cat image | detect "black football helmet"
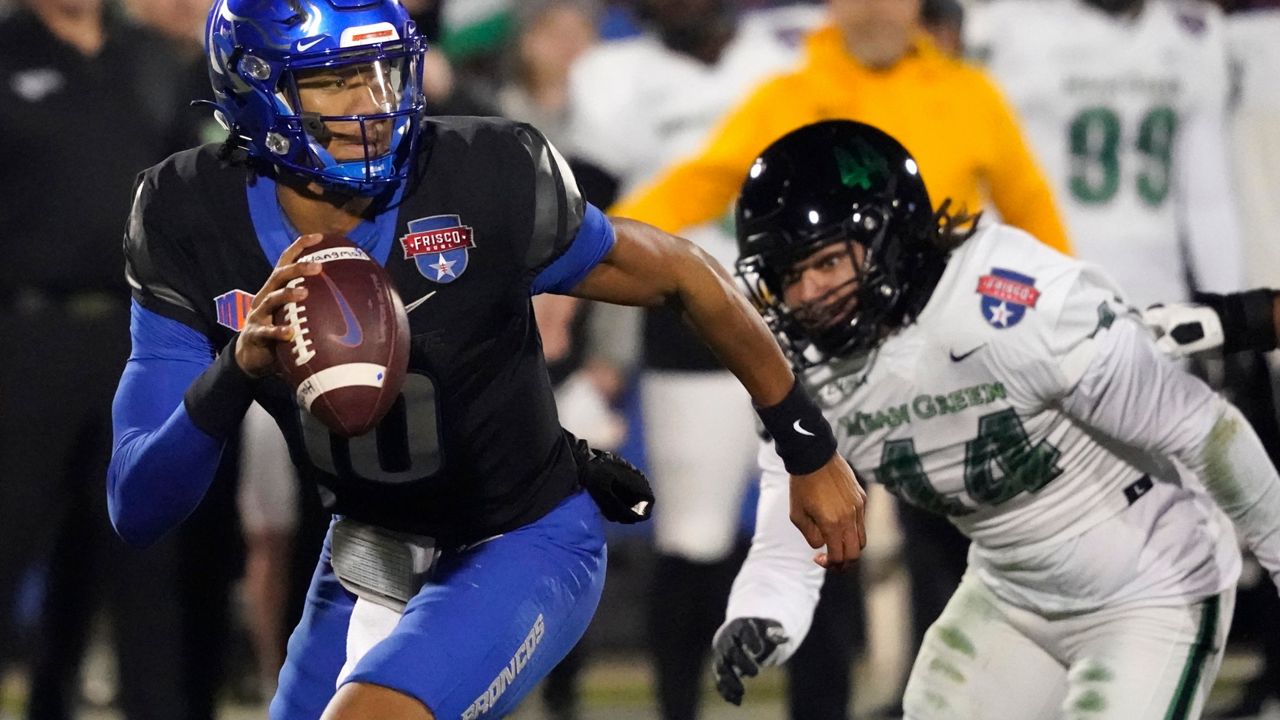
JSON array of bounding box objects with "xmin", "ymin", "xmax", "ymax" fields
[{"xmin": 734, "ymin": 120, "xmax": 949, "ymax": 369}]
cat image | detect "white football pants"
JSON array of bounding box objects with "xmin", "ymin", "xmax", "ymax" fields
[{"xmin": 904, "ymin": 573, "xmax": 1234, "ymax": 720}]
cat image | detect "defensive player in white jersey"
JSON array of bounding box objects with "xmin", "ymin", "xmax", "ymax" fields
[
  {"xmin": 965, "ymin": 0, "xmax": 1245, "ymax": 307},
  {"xmin": 565, "ymin": 3, "xmax": 828, "ymax": 719},
  {"xmin": 712, "ymin": 120, "xmax": 1280, "ymax": 720}
]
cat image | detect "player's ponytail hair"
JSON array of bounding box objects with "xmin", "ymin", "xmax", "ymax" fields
[
  {"xmin": 889, "ymin": 199, "xmax": 981, "ymax": 328},
  {"xmin": 930, "ymin": 199, "xmax": 983, "ymax": 254}
]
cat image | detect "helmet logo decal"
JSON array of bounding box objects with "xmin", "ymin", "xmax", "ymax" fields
[
  {"xmin": 976, "ymin": 268, "xmax": 1040, "ymax": 329},
  {"xmin": 835, "ymin": 140, "xmax": 889, "ymax": 191},
  {"xmin": 340, "ymin": 22, "xmax": 398, "ymax": 47},
  {"xmin": 401, "ymin": 215, "xmax": 476, "ymax": 284}
]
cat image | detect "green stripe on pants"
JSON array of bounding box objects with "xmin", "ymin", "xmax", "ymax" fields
[{"xmin": 1162, "ymin": 594, "xmax": 1220, "ymax": 720}]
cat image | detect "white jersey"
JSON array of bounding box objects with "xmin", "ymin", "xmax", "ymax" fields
[
  {"xmin": 724, "ymin": 224, "xmax": 1280, "ymax": 663},
  {"xmin": 1224, "ymin": 9, "xmax": 1280, "ymax": 287},
  {"xmin": 966, "ymin": 0, "xmax": 1245, "ymax": 306},
  {"xmin": 567, "ymin": 7, "xmax": 819, "ymax": 266}
]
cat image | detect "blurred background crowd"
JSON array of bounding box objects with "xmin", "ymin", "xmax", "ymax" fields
[{"xmin": 1, "ymin": 0, "xmax": 1278, "ymax": 718}]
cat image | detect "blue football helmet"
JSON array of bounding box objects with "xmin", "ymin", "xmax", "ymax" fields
[{"xmin": 205, "ymin": 0, "xmax": 428, "ymax": 194}]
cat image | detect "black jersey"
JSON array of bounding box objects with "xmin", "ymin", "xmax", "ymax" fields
[{"xmin": 125, "ymin": 117, "xmax": 590, "ymax": 544}]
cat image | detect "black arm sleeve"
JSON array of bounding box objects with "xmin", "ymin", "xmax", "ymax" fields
[{"xmin": 1194, "ymin": 289, "xmax": 1278, "ymax": 354}]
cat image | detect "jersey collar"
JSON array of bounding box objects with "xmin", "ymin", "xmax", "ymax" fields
[{"xmin": 245, "ymin": 173, "xmax": 404, "ymax": 267}]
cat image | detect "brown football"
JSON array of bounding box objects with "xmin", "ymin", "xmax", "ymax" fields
[{"xmin": 273, "ymin": 234, "xmax": 410, "ymax": 438}]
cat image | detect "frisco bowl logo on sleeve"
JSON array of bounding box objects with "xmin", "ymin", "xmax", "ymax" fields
[
  {"xmin": 400, "ymin": 215, "xmax": 476, "ymax": 284},
  {"xmin": 976, "ymin": 268, "xmax": 1040, "ymax": 328},
  {"xmin": 214, "ymin": 289, "xmax": 254, "ymax": 331}
]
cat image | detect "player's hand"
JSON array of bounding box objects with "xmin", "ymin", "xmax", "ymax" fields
[
  {"xmin": 235, "ymin": 233, "xmax": 325, "ymax": 378},
  {"xmin": 790, "ymin": 454, "xmax": 866, "ymax": 571},
  {"xmin": 713, "ymin": 617, "xmax": 789, "ymax": 706},
  {"xmin": 1143, "ymin": 302, "xmax": 1224, "ymax": 358},
  {"xmin": 566, "ymin": 430, "xmax": 654, "ymax": 524}
]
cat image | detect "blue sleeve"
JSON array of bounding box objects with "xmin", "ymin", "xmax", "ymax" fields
[
  {"xmin": 530, "ymin": 203, "xmax": 616, "ymax": 295},
  {"xmin": 108, "ymin": 301, "xmax": 226, "ymax": 546}
]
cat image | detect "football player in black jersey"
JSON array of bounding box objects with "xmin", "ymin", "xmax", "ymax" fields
[{"xmin": 106, "ymin": 0, "xmax": 865, "ymax": 717}]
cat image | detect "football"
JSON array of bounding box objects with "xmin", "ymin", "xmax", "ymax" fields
[{"xmin": 274, "ymin": 235, "xmax": 410, "ymax": 438}]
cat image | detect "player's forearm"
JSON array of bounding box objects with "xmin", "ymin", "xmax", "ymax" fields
[
  {"xmin": 723, "ymin": 463, "xmax": 827, "ymax": 664},
  {"xmin": 671, "ymin": 244, "xmax": 852, "ymax": 484},
  {"xmin": 574, "ymin": 219, "xmax": 795, "ymax": 405},
  {"xmin": 109, "ymin": 361, "xmax": 226, "ymax": 546},
  {"xmin": 670, "ymin": 241, "xmax": 795, "ymax": 406},
  {"xmin": 1185, "ymin": 402, "xmax": 1280, "ymax": 590}
]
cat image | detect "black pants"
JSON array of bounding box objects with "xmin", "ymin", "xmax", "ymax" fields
[
  {"xmin": 785, "ymin": 568, "xmax": 864, "ymax": 720},
  {"xmin": 0, "ymin": 303, "xmax": 236, "ymax": 720},
  {"xmin": 646, "ymin": 549, "xmax": 866, "ymax": 720},
  {"xmin": 0, "ymin": 305, "xmax": 135, "ymax": 670},
  {"xmin": 895, "ymin": 500, "xmax": 968, "ymax": 665},
  {"xmin": 647, "ymin": 548, "xmax": 748, "ymax": 720}
]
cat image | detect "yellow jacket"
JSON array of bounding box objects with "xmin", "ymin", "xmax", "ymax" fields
[{"xmin": 613, "ymin": 26, "xmax": 1071, "ymax": 255}]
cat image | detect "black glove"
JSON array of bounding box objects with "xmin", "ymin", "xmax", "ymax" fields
[
  {"xmin": 713, "ymin": 617, "xmax": 789, "ymax": 706},
  {"xmin": 565, "ymin": 429, "xmax": 654, "ymax": 524}
]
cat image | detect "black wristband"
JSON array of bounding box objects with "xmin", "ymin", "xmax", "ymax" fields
[
  {"xmin": 1196, "ymin": 289, "xmax": 1278, "ymax": 355},
  {"xmin": 754, "ymin": 379, "xmax": 838, "ymax": 475},
  {"xmin": 184, "ymin": 337, "xmax": 259, "ymax": 440}
]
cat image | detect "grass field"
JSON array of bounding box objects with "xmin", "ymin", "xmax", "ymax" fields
[{"xmin": 2, "ymin": 646, "xmax": 1276, "ymax": 720}]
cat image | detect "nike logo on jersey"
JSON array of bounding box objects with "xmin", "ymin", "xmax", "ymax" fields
[
  {"xmin": 949, "ymin": 345, "xmax": 986, "ymax": 362},
  {"xmin": 793, "ymin": 420, "xmax": 816, "ymax": 437},
  {"xmin": 1124, "ymin": 476, "xmax": 1153, "ymax": 505},
  {"xmin": 404, "ymin": 291, "xmax": 437, "ymax": 313},
  {"xmin": 296, "ymin": 37, "xmax": 325, "ymax": 52}
]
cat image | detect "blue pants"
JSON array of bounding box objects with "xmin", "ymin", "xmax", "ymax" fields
[{"xmin": 270, "ymin": 491, "xmax": 607, "ymax": 719}]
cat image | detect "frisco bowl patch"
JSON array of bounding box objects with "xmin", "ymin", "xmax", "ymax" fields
[
  {"xmin": 976, "ymin": 268, "xmax": 1039, "ymax": 329},
  {"xmin": 400, "ymin": 215, "xmax": 476, "ymax": 284}
]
